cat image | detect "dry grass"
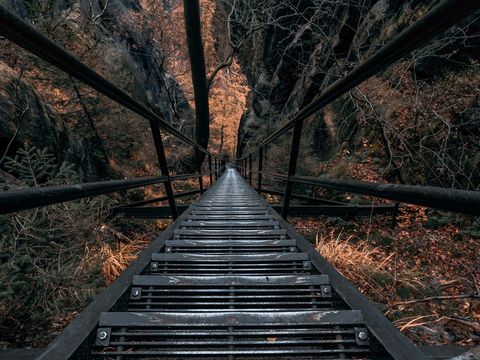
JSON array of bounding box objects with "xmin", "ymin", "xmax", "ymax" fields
[
  {"xmin": 315, "ymin": 229, "xmax": 425, "ymax": 303},
  {"xmin": 295, "ymin": 213, "xmax": 480, "ymax": 345},
  {"xmin": 96, "ymin": 234, "xmax": 150, "ymax": 285},
  {"xmin": 0, "ymin": 199, "xmax": 159, "ymax": 348}
]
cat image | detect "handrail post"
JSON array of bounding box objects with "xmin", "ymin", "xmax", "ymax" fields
[
  {"xmin": 149, "ymin": 120, "xmax": 178, "ymax": 219},
  {"xmin": 196, "ymin": 149, "xmax": 204, "ymax": 194},
  {"xmin": 214, "ymin": 158, "xmax": 218, "ymax": 181},
  {"xmin": 281, "ymin": 121, "xmax": 303, "ymax": 219},
  {"xmin": 257, "ymin": 147, "xmax": 263, "ymax": 194},
  {"xmin": 248, "ymin": 154, "xmax": 253, "ymax": 185},
  {"xmin": 208, "ymin": 154, "xmax": 213, "ymax": 186}
]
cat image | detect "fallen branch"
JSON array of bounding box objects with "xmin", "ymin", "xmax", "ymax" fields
[
  {"xmin": 394, "ymin": 315, "xmax": 440, "ymax": 332},
  {"xmin": 445, "ymin": 317, "xmax": 480, "ymax": 332},
  {"xmin": 390, "ymin": 294, "xmax": 480, "ymax": 307}
]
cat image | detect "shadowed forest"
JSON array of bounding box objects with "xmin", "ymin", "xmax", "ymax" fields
[{"xmin": 0, "ymin": 0, "xmax": 479, "ymax": 355}]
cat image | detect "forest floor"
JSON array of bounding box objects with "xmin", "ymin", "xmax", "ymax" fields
[
  {"xmin": 291, "ymin": 206, "xmax": 480, "ymax": 346},
  {"xmin": 0, "ymin": 177, "xmax": 209, "ymax": 348}
]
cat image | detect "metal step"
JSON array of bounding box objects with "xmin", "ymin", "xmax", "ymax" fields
[
  {"xmin": 165, "ymin": 239, "xmax": 297, "ymax": 253},
  {"xmin": 128, "ymin": 275, "xmax": 341, "ymax": 312},
  {"xmin": 188, "ymin": 214, "xmax": 274, "ymax": 220},
  {"xmin": 149, "ymin": 253, "xmax": 312, "ymax": 275},
  {"xmin": 197, "ymin": 201, "xmax": 262, "ymax": 205},
  {"xmin": 173, "ymin": 229, "xmax": 287, "ymax": 239},
  {"xmin": 180, "ymin": 220, "xmax": 279, "ymax": 228},
  {"xmin": 92, "ymin": 311, "xmax": 372, "ymax": 359},
  {"xmin": 192, "ymin": 206, "xmax": 268, "ymax": 211},
  {"xmin": 191, "ymin": 210, "xmax": 270, "ymax": 216}
]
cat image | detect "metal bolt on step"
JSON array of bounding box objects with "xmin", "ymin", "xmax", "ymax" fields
[
  {"xmin": 355, "ymin": 327, "xmax": 370, "ymax": 346},
  {"xmin": 130, "ymin": 287, "xmax": 142, "ymax": 300},
  {"xmin": 95, "ymin": 328, "xmax": 111, "ymax": 346},
  {"xmin": 320, "ymin": 285, "xmax": 332, "ymax": 298},
  {"xmin": 358, "ymin": 331, "xmax": 368, "ymax": 341}
]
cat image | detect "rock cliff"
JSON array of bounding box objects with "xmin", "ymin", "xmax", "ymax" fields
[
  {"xmin": 224, "ymin": 0, "xmax": 480, "ymax": 188},
  {"xmin": 0, "ymin": 0, "xmax": 194, "ymax": 181}
]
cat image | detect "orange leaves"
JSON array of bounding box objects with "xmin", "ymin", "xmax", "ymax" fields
[{"xmin": 291, "ymin": 207, "xmax": 480, "ymax": 346}]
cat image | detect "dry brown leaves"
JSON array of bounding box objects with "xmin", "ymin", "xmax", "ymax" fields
[{"xmin": 291, "ymin": 210, "xmax": 480, "ymax": 346}]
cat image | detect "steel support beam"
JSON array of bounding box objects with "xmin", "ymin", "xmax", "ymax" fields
[
  {"xmin": 257, "ymin": 148, "xmax": 263, "ymax": 194},
  {"xmin": 282, "ymin": 121, "xmax": 303, "ymax": 219},
  {"xmin": 149, "ymin": 120, "xmax": 177, "ymax": 219},
  {"xmin": 113, "ymin": 189, "xmax": 202, "ymax": 209},
  {"xmin": 208, "ymin": 155, "xmax": 213, "ymax": 186}
]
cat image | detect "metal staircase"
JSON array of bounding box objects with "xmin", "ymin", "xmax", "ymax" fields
[
  {"xmin": 1, "ymin": 2, "xmax": 479, "ymax": 358},
  {"xmin": 88, "ymin": 168, "xmax": 410, "ymax": 359}
]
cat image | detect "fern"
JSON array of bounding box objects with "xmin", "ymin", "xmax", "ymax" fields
[
  {"xmin": 4, "ymin": 144, "xmax": 56, "ymax": 186},
  {"xmin": 4, "ymin": 144, "xmax": 78, "ymax": 186}
]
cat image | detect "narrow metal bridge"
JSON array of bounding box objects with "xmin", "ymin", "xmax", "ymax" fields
[
  {"xmin": 1, "ymin": 1, "xmax": 479, "ymax": 359},
  {"xmin": 45, "ymin": 167, "xmax": 425, "ymax": 359},
  {"xmin": 92, "ymin": 167, "xmax": 397, "ymax": 358}
]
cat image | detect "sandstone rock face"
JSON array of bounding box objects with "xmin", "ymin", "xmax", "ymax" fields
[
  {"xmin": 89, "ymin": 0, "xmax": 194, "ymax": 136},
  {"xmin": 225, "ymin": 0, "xmax": 479, "ymax": 187},
  {"xmin": 0, "ymin": 61, "xmax": 105, "ymax": 180},
  {"xmin": 0, "ymin": 0, "xmax": 194, "ymax": 182}
]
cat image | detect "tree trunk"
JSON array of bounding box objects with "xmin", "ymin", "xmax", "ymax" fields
[{"xmin": 183, "ymin": 0, "xmax": 210, "ymax": 165}]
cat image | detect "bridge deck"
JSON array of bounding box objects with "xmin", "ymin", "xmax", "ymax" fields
[{"xmin": 85, "ymin": 168, "xmax": 423, "ymax": 359}]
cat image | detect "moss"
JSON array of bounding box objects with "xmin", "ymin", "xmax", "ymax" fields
[{"xmin": 396, "ymin": 285, "xmax": 412, "ymax": 299}]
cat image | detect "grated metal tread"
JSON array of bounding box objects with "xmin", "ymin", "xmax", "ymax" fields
[
  {"xmin": 90, "ymin": 168, "xmax": 395, "ymax": 359},
  {"xmin": 127, "ymin": 275, "xmax": 347, "ymax": 312},
  {"xmin": 165, "ymin": 239, "xmax": 297, "ymax": 253},
  {"xmin": 92, "ymin": 311, "xmax": 372, "ymax": 359},
  {"xmin": 179, "ymin": 220, "xmax": 280, "ymax": 228},
  {"xmin": 173, "ymin": 229, "xmax": 287, "ymax": 238},
  {"xmin": 149, "ymin": 253, "xmax": 312, "ymax": 275}
]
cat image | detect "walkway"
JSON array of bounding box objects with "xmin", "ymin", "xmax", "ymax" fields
[{"xmin": 91, "ymin": 168, "xmax": 389, "ymax": 359}]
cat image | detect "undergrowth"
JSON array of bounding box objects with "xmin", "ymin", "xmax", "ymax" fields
[
  {"xmin": 0, "ymin": 145, "xmax": 151, "ymax": 347},
  {"xmin": 293, "ymin": 211, "xmax": 480, "ymax": 346},
  {"xmin": 316, "ymin": 230, "xmax": 425, "ymax": 304}
]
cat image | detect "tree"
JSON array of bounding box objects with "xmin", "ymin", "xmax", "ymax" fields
[{"xmin": 183, "ymin": 0, "xmax": 210, "ymax": 165}]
